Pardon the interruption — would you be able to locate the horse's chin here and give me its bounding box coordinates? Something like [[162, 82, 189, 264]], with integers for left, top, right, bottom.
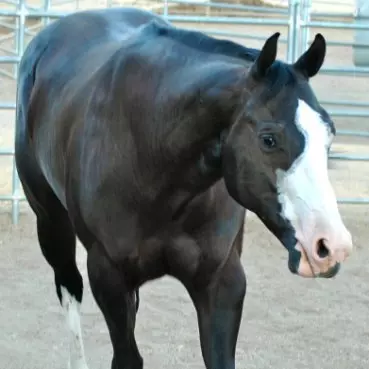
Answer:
[[318, 262, 341, 279]]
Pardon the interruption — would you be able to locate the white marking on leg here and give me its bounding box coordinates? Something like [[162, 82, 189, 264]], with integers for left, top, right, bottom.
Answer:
[[61, 286, 89, 369]]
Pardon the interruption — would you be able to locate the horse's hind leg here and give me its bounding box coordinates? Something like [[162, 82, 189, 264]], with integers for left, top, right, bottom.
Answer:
[[16, 165, 89, 369], [36, 208, 89, 369], [15, 39, 88, 368]]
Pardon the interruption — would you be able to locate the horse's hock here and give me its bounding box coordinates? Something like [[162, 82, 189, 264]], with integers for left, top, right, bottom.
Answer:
[[0, 0, 368, 224]]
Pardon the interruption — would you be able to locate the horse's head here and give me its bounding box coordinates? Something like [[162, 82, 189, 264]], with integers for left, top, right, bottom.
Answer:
[[222, 32, 353, 278]]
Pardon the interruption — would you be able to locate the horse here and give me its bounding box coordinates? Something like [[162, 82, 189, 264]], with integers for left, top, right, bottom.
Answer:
[[14, 7, 353, 369]]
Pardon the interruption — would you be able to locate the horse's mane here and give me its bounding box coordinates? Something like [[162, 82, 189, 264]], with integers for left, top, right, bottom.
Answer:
[[147, 20, 261, 63]]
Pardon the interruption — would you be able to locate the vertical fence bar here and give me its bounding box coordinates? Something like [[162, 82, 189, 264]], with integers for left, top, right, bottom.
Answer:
[[43, 0, 52, 27], [13, 0, 19, 78], [11, 0, 26, 225], [287, 0, 301, 63], [299, 0, 311, 54], [163, 0, 168, 18], [11, 152, 20, 224]]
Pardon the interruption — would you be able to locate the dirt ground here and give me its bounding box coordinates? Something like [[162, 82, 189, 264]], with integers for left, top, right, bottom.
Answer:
[[1, 3, 369, 369]]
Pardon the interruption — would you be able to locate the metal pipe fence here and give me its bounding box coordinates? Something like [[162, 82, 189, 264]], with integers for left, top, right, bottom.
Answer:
[[0, 0, 368, 224]]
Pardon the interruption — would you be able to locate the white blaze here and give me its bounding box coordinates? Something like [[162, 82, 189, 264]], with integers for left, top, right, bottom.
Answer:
[[61, 286, 89, 369], [275, 99, 351, 255]]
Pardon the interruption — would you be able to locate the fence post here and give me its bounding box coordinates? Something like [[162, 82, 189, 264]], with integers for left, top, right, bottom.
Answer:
[[11, 0, 27, 225], [163, 0, 169, 18], [353, 0, 369, 66], [287, 0, 301, 63], [299, 0, 311, 54]]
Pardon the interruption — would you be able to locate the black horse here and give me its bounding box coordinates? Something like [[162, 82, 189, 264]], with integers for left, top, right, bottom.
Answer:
[[15, 7, 353, 369]]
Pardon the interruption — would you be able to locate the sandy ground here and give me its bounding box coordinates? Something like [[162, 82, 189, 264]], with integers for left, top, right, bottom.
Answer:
[[0, 2, 369, 369]]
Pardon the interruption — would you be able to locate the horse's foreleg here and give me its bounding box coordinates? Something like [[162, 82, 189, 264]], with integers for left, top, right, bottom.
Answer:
[[189, 252, 246, 369], [87, 244, 143, 369]]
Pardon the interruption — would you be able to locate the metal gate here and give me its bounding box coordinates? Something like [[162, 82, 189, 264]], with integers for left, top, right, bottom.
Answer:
[[0, 0, 368, 224]]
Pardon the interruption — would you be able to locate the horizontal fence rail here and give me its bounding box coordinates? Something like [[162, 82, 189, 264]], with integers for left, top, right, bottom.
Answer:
[[0, 0, 368, 224]]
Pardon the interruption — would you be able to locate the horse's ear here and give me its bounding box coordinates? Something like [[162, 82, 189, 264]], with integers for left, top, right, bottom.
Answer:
[[250, 32, 280, 79], [293, 33, 326, 79]]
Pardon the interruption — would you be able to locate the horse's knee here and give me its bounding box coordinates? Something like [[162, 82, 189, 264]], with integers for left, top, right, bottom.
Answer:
[[214, 255, 246, 306], [191, 251, 246, 306]]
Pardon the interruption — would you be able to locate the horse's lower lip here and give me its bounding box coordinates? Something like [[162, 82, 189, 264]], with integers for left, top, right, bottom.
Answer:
[[318, 263, 341, 279]]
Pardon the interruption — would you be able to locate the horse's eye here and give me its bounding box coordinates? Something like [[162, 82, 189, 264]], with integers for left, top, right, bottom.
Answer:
[[260, 134, 277, 151]]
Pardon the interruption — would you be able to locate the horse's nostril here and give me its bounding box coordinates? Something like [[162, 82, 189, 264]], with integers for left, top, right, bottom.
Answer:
[[317, 239, 329, 258]]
